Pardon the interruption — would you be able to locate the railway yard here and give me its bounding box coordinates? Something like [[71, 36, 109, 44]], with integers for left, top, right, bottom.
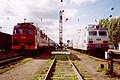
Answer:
[[0, 0, 120, 80], [0, 49, 120, 80]]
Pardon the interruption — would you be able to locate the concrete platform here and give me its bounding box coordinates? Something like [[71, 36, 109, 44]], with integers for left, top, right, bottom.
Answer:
[[51, 51, 70, 54]]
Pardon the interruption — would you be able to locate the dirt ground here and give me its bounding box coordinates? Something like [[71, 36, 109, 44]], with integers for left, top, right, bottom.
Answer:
[[68, 49, 120, 80], [0, 50, 119, 80], [0, 51, 52, 80], [0, 59, 48, 80]]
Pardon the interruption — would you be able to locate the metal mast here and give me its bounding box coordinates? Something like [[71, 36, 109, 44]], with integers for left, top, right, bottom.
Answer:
[[59, 10, 63, 50], [59, 0, 64, 50]]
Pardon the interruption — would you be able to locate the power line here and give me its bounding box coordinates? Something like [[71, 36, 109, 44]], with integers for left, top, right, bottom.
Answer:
[[78, 0, 104, 9], [89, 0, 115, 23], [110, 0, 120, 18]]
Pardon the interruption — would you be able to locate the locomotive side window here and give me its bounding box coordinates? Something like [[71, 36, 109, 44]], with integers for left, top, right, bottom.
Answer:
[[99, 31, 107, 36], [89, 31, 97, 36]]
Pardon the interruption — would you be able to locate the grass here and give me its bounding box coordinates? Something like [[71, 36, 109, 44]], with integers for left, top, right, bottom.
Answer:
[[55, 55, 68, 61], [29, 59, 53, 80], [20, 58, 33, 63], [96, 62, 110, 75]]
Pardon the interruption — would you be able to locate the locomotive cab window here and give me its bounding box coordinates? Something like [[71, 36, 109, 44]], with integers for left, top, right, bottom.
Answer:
[[89, 31, 97, 36], [24, 30, 32, 34], [14, 29, 23, 34], [99, 31, 107, 36], [29, 30, 32, 34]]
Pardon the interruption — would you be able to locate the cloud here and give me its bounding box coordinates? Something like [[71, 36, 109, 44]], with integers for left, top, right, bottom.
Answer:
[[0, 0, 97, 43], [70, 0, 96, 6], [64, 8, 78, 19]]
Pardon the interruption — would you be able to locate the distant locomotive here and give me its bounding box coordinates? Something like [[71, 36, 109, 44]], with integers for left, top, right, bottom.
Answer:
[[0, 32, 12, 51], [12, 22, 57, 51], [72, 25, 109, 55]]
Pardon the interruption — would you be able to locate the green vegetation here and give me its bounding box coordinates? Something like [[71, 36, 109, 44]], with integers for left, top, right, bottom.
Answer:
[[29, 59, 52, 80], [68, 54, 78, 60], [96, 63, 109, 75], [55, 55, 68, 61], [29, 54, 81, 80], [98, 17, 120, 46], [20, 58, 33, 63], [29, 67, 48, 80], [52, 54, 78, 61]]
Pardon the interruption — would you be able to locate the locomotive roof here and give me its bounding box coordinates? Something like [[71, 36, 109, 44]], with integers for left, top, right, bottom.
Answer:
[[14, 22, 36, 29], [85, 25, 108, 31]]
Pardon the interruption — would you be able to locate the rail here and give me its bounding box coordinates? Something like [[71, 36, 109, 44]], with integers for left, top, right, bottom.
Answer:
[[44, 55, 84, 80], [67, 55, 83, 80], [0, 55, 24, 67]]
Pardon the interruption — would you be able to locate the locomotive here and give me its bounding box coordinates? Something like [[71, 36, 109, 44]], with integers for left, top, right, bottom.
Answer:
[[12, 22, 57, 51], [72, 25, 109, 55]]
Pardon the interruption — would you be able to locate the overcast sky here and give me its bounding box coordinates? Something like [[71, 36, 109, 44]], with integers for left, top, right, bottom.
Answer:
[[0, 0, 120, 43]]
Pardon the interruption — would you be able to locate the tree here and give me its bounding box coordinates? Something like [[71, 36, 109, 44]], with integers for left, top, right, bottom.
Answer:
[[98, 17, 120, 47]]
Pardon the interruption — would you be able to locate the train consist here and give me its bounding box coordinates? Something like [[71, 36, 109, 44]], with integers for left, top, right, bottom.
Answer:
[[12, 22, 57, 51], [72, 25, 109, 55], [0, 32, 12, 51]]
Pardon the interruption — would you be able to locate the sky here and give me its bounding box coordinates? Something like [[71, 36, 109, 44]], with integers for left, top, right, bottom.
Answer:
[[0, 0, 120, 44]]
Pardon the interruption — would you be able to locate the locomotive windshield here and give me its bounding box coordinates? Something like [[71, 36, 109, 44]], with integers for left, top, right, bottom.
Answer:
[[99, 31, 107, 36], [14, 29, 32, 34], [24, 29, 32, 34], [14, 29, 23, 34], [89, 31, 97, 36]]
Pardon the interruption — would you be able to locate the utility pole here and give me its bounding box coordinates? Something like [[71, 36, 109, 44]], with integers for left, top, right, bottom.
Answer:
[[59, 0, 64, 50]]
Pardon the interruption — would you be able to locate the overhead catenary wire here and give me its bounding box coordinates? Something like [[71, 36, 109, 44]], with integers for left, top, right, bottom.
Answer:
[[109, 0, 120, 18], [89, 0, 115, 23]]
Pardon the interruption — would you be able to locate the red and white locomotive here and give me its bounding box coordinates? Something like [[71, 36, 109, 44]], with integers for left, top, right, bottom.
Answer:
[[12, 22, 56, 51]]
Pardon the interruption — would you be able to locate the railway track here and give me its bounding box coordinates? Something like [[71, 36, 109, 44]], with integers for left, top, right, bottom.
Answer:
[[0, 54, 25, 67], [44, 55, 83, 80]]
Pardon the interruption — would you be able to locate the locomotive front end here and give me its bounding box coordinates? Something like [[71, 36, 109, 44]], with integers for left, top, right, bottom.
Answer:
[[87, 27, 109, 54], [12, 23, 36, 51]]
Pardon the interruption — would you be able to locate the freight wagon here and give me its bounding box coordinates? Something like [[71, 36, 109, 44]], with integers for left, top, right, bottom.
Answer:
[[0, 32, 12, 51]]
